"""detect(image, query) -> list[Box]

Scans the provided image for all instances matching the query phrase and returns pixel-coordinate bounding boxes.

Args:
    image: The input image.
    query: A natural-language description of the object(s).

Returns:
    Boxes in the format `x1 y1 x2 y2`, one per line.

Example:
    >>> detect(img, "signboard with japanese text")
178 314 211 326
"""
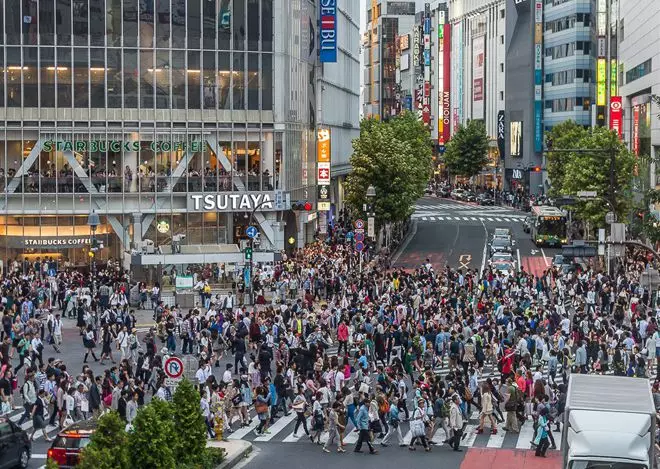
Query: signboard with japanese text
609 96 622 139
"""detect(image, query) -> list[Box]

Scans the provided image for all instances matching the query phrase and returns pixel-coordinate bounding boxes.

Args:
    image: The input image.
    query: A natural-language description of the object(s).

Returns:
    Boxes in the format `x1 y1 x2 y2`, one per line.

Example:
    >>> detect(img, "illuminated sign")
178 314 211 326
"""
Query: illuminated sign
317 128 331 163
597 58 607 106
42 140 206 153
609 96 622 139
510 121 523 158
319 0 337 63
610 59 618 97
399 34 410 51
188 193 276 211
633 105 640 156
534 0 543 153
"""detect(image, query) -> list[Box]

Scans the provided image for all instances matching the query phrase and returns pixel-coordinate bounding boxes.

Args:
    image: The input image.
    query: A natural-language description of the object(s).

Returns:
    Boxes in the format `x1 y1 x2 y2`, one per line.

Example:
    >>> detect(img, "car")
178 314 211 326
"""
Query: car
477 194 495 206
490 252 515 266
450 189 466 200
552 254 565 267
489 237 512 256
492 261 515 275
0 416 31 469
464 191 477 203
522 216 533 233
48 420 98 468
438 186 451 198
492 228 512 239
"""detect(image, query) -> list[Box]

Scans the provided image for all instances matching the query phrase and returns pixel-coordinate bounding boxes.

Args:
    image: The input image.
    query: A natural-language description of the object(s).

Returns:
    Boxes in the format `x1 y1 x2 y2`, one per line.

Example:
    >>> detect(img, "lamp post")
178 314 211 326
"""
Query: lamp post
366 184 376 246
87 210 100 277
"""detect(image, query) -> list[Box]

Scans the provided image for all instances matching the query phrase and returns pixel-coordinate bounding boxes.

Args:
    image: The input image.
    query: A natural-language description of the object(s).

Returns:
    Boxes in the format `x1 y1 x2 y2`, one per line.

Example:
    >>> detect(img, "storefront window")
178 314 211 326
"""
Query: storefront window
140 49 154 108
6 47 22 108
218 53 231 110
172 51 186 109
172 0 186 48
247 0 260 51
247 54 259 110
107 0 122 46
124 0 138 47
40 48 56 108
233 0 245 51
73 47 89 107
233 52 245 110
6 0 21 45
155 50 170 109
188 51 201 109
203 51 216 109
156 0 171 48
123 49 138 108
24 0 38 45
39 0 56 46
90 49 106 108
262 54 272 111
73 0 89 46
218 0 231 50
187 0 201 49
57 48 73 107
138 139 155 192
203 0 217 49
56 0 72 45
89 0 105 46
23 47 39 108
262 0 272 52
139 0 155 47
107 49 122 108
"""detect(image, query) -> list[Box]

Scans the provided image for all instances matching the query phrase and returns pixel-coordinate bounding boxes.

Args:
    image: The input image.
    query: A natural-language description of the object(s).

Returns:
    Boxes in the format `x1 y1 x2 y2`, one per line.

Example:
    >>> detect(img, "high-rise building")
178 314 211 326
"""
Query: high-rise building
0 0 360 276
362 0 421 120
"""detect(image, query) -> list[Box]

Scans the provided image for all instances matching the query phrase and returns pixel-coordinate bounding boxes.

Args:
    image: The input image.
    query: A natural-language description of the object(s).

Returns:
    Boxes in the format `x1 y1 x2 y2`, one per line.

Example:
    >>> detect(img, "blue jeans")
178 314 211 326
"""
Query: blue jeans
347 403 358 428
167 334 176 353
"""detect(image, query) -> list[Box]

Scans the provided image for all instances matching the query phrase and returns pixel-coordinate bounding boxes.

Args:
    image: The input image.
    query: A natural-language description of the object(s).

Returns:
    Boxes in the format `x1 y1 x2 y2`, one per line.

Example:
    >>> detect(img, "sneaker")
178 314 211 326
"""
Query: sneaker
323 448 330 453
337 448 346 453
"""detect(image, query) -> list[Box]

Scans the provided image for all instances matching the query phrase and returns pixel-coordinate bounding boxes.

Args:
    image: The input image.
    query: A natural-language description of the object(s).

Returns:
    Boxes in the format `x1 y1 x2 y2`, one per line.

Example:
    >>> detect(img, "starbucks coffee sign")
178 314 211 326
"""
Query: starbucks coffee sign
188 192 280 212
42 140 207 153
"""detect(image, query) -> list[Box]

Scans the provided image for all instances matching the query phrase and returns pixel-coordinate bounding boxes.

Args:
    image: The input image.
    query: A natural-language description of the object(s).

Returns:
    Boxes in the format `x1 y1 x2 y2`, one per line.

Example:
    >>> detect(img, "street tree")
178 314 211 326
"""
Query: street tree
345 112 433 225
172 378 207 464
77 411 131 469
129 399 177 469
443 120 490 179
553 126 635 226
545 120 589 196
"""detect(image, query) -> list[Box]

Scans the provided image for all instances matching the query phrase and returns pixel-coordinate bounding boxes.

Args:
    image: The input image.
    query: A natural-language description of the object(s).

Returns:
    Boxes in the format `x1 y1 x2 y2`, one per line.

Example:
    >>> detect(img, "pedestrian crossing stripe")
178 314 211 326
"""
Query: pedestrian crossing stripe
413 215 524 223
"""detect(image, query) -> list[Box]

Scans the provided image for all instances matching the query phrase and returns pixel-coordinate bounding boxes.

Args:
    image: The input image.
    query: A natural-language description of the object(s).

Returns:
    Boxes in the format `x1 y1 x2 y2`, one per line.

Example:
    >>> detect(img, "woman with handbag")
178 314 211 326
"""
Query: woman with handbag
292 386 310 438
408 397 431 451
254 386 271 435
82 325 99 363
311 392 325 444
30 389 52 441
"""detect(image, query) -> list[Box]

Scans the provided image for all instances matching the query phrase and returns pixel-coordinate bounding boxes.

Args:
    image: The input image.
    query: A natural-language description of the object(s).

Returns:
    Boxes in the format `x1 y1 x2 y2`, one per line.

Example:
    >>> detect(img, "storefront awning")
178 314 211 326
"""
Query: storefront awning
135 250 281 266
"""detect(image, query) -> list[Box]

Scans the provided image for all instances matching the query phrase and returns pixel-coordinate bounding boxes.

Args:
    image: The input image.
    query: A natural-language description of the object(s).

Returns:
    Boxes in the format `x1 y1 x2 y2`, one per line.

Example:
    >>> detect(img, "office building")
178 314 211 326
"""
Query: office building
0 0 332 275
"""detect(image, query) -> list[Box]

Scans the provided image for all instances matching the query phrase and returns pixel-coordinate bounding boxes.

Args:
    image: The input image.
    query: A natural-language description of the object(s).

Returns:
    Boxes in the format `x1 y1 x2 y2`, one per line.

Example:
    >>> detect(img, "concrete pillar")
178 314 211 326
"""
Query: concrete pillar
132 213 143 248
262 132 274 190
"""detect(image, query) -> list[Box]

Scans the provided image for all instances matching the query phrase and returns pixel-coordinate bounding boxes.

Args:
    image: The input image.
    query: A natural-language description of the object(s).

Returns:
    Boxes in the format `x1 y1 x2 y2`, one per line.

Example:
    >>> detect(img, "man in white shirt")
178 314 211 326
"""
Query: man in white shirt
52 313 63 353
222 364 233 384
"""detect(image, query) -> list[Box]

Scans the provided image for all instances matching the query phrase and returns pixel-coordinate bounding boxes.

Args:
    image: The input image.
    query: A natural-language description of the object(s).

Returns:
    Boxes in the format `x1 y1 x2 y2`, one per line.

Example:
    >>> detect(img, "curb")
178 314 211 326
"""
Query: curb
390 220 418 266
210 441 253 469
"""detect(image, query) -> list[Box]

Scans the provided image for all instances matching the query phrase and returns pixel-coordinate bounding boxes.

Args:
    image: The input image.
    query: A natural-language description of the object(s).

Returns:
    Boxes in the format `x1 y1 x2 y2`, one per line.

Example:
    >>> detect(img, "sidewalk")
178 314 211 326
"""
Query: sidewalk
207 440 253 469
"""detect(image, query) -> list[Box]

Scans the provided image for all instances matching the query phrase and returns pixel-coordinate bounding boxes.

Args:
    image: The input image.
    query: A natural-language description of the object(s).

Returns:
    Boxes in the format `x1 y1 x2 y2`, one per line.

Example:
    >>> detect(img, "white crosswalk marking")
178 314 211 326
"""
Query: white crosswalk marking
254 413 296 441
463 217 469 221
227 416 261 440
461 424 478 447
429 217 436 221
516 421 535 449
495 217 502 222
343 429 360 444
437 216 443 221
471 217 477 221
486 428 506 448
422 217 428 221
487 217 494 221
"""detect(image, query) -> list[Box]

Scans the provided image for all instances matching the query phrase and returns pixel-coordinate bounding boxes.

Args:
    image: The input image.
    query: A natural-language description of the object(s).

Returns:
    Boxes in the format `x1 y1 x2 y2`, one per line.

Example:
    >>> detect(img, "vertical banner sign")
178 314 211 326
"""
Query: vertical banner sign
632 105 640 156
597 58 606 106
316 128 331 211
609 96 622 139
442 23 451 145
422 4 431 126
497 111 506 160
472 35 485 119
610 59 618 98
457 22 464 125
319 0 337 63
533 0 543 153
437 10 446 145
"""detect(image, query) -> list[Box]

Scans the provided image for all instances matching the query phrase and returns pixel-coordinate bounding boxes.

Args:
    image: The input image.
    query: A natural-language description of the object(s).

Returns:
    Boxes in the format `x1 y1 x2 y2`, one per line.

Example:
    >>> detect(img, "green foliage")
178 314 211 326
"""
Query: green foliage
129 399 177 469
45 459 60 469
78 411 131 469
443 120 490 178
547 124 636 226
345 112 433 224
172 378 207 464
545 120 589 196
176 447 226 469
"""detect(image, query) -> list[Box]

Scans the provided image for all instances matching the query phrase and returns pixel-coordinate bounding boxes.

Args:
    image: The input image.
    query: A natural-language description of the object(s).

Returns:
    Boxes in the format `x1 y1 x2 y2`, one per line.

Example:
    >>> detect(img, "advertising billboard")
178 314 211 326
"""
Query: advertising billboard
317 127 331 210
510 121 523 158
319 0 337 63
472 35 485 119
597 58 607 106
533 0 543 153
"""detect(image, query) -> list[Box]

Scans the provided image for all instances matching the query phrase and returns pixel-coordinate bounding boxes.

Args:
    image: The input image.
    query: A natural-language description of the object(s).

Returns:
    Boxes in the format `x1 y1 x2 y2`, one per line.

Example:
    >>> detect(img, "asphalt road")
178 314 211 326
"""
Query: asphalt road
396 196 561 276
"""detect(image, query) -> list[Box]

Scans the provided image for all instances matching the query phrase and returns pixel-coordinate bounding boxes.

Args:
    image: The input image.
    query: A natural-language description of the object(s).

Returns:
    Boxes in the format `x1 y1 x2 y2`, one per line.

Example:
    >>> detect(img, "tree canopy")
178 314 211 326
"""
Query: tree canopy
77 411 131 469
546 122 636 225
345 111 433 224
442 120 490 178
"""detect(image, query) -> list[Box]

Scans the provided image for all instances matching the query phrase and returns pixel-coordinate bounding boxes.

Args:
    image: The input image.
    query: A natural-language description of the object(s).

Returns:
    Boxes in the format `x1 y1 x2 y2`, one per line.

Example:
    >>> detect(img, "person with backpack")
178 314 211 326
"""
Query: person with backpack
17 367 37 426
380 396 404 447
503 377 520 433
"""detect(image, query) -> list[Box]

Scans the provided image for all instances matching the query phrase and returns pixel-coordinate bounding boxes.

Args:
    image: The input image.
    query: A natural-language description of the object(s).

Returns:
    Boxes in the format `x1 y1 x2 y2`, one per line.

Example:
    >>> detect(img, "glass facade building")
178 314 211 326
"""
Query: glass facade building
0 0 318 271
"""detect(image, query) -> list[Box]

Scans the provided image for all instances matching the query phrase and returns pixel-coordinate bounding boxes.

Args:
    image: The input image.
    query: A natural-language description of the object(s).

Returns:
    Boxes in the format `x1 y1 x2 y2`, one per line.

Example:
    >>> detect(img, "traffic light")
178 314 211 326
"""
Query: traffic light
532 166 542 172
292 201 313 211
244 247 253 260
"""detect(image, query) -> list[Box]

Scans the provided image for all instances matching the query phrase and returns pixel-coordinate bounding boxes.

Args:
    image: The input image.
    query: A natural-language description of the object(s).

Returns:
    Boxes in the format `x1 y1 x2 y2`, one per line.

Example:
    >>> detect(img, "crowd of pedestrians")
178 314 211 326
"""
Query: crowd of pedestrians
0 215 659 461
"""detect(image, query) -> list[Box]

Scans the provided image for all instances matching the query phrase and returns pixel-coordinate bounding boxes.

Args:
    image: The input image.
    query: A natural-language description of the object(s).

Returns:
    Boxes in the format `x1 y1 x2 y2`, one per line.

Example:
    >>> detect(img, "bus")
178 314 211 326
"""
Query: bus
530 205 568 246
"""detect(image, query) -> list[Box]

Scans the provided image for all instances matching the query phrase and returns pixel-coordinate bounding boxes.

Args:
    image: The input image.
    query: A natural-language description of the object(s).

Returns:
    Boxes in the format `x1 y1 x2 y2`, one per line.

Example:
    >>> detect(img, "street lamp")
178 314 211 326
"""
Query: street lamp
366 185 376 199
87 210 100 276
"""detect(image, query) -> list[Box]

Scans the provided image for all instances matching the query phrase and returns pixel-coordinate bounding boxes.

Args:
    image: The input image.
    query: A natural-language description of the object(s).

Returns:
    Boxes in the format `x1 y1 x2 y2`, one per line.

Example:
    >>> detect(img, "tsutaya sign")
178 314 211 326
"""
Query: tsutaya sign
188 192 280 212
42 140 208 153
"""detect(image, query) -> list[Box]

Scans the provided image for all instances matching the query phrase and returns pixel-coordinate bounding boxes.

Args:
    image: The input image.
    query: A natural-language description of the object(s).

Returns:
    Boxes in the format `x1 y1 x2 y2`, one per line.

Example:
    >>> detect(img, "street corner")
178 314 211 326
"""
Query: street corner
208 439 253 469
460 448 561 469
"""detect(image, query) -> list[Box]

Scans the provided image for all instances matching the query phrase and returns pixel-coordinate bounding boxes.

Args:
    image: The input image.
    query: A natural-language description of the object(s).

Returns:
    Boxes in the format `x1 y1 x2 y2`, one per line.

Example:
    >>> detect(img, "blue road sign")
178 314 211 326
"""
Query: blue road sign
246 226 258 239
355 232 365 243
355 241 365 252
243 267 251 287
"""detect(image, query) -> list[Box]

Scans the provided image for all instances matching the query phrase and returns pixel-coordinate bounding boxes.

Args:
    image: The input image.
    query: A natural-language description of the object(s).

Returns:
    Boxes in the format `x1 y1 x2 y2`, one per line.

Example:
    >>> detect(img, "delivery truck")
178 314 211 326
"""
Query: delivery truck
562 374 656 469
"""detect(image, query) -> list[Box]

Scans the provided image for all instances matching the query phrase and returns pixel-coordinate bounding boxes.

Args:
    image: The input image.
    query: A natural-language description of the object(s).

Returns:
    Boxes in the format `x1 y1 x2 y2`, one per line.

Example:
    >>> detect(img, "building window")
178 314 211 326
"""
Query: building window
626 58 652 84
499 63 504 73
500 9 505 19
499 91 504 101
500 35 504 44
